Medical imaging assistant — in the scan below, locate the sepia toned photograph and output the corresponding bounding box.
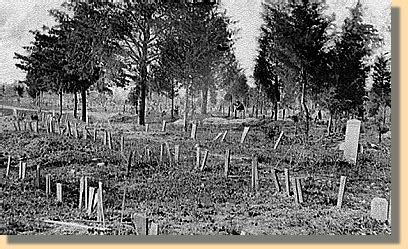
[1,0,392,236]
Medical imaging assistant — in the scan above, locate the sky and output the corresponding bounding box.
[0,0,391,86]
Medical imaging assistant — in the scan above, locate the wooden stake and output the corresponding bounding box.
[191,123,197,140]
[251,156,259,192]
[161,120,167,132]
[6,156,11,177]
[46,174,51,197]
[271,169,281,192]
[292,178,299,204]
[66,121,71,136]
[120,188,126,234]
[221,130,228,142]
[103,130,107,146]
[284,168,290,197]
[79,176,84,209]
[196,145,201,169]
[224,149,230,177]
[200,150,209,171]
[120,136,125,153]
[145,124,149,132]
[98,182,105,227]
[126,151,133,177]
[73,123,78,139]
[87,187,95,215]
[296,178,303,203]
[84,176,89,209]
[240,127,250,144]
[35,165,41,188]
[274,131,284,150]
[174,144,180,164]
[213,132,223,142]
[108,132,112,150]
[159,144,164,163]
[337,176,347,209]
[93,128,97,142]
[35,120,39,133]
[18,161,22,179]
[56,183,62,202]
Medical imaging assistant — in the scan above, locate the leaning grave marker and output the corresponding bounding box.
[343,119,361,164]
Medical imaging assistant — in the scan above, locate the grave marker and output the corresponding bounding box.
[224,149,230,177]
[120,136,125,153]
[336,176,347,208]
[56,183,62,202]
[66,121,71,136]
[127,151,133,176]
[35,121,39,133]
[292,178,299,204]
[162,120,167,132]
[274,131,284,150]
[221,130,228,142]
[213,132,223,142]
[87,187,95,215]
[388,197,392,224]
[35,165,41,188]
[200,150,209,171]
[240,127,250,144]
[98,182,105,227]
[79,176,84,209]
[271,169,281,192]
[93,129,97,142]
[159,144,164,163]
[165,142,172,165]
[370,197,388,222]
[296,178,303,203]
[284,168,290,197]
[103,130,107,146]
[343,119,361,164]
[145,124,149,132]
[132,214,148,235]
[45,174,51,197]
[196,145,201,169]
[73,123,78,139]
[84,176,88,209]
[6,156,11,177]
[191,123,197,140]
[174,145,180,164]
[251,156,259,192]
[149,223,159,235]
[108,132,112,150]
[83,127,88,139]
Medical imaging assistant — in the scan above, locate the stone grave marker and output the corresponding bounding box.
[370,197,389,222]
[132,214,148,235]
[344,119,361,164]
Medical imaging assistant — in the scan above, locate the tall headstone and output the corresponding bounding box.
[370,197,389,222]
[344,119,361,164]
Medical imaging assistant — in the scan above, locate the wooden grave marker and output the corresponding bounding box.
[240,127,250,144]
[159,144,164,163]
[336,176,347,208]
[174,145,180,164]
[84,176,88,209]
[213,132,223,142]
[93,128,97,142]
[126,151,133,177]
[145,124,149,132]
[97,182,105,227]
[200,150,209,171]
[165,142,172,165]
[87,187,95,215]
[274,131,284,150]
[6,156,11,177]
[271,169,281,193]
[221,130,228,142]
[284,168,290,197]
[251,156,259,192]
[196,145,201,169]
[161,120,167,132]
[191,123,197,140]
[224,149,230,177]
[35,165,41,188]
[296,178,304,203]
[45,174,51,197]
[120,136,125,153]
[56,183,62,202]
[79,176,84,209]
[108,132,112,150]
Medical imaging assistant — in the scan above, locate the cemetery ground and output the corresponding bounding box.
[0,106,392,235]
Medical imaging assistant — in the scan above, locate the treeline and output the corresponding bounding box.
[15,0,246,129]
[254,0,391,137]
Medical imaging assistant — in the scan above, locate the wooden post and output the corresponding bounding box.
[191,123,197,140]
[35,165,41,188]
[271,169,281,192]
[66,121,71,136]
[6,156,11,177]
[174,144,180,164]
[21,162,26,179]
[83,127,87,139]
[251,156,259,192]
[87,187,95,215]
[145,124,149,132]
[296,178,303,203]
[213,132,223,142]
[337,176,347,209]
[161,120,167,132]
[45,174,51,197]
[292,178,299,204]
[221,130,228,142]
[73,123,78,139]
[93,128,97,142]
[200,150,209,171]
[35,121,39,133]
[195,145,201,169]
[108,132,112,150]
[159,144,164,163]
[103,130,107,146]
[284,168,290,197]
[98,181,105,227]
[274,131,284,150]
[18,161,22,178]
[240,127,250,144]
[120,136,125,153]
[126,151,133,177]
[79,176,84,209]
[56,183,62,202]
[224,149,230,177]
[120,188,126,233]
[84,176,88,209]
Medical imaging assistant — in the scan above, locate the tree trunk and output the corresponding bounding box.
[201,86,208,115]
[74,92,78,119]
[81,87,87,122]
[138,83,146,125]
[301,71,309,137]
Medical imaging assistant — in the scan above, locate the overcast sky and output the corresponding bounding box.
[0,0,391,85]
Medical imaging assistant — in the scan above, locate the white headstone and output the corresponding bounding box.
[370,197,388,222]
[343,119,361,164]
